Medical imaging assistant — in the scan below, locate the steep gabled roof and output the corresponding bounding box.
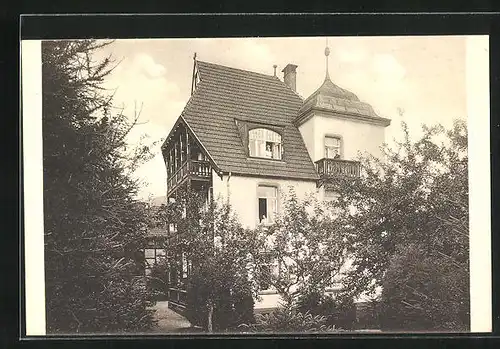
[179,60,318,181]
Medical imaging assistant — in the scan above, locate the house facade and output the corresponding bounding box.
[159,47,391,313]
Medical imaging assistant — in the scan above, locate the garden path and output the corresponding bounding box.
[150,301,193,333]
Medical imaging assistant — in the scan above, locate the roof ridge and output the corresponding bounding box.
[197,59,304,103]
[274,76,304,101]
[197,60,278,80]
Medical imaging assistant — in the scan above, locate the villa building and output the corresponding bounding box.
[155,47,391,313]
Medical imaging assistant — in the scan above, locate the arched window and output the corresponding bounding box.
[248,128,282,160]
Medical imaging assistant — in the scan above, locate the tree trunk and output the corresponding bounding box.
[207,302,214,332]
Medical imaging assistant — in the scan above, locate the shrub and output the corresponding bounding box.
[232,288,256,328]
[355,299,381,330]
[147,259,169,301]
[379,242,469,332]
[239,303,337,333]
[185,271,210,329]
[296,292,357,330]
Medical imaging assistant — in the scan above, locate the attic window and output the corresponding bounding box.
[249,128,282,160]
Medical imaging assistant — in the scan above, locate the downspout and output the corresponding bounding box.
[226,171,232,205]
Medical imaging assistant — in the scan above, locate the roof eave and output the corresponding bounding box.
[218,170,319,182]
[295,107,392,127]
[161,115,223,176]
[180,115,223,175]
[161,116,183,150]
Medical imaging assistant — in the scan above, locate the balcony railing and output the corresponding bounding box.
[316,158,361,178]
[167,159,211,193]
[189,159,211,178]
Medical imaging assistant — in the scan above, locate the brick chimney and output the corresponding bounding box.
[282,64,298,92]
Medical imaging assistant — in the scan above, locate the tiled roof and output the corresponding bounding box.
[298,75,391,126]
[179,61,318,181]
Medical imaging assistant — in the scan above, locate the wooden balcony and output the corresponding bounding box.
[315,158,361,179]
[167,159,211,195]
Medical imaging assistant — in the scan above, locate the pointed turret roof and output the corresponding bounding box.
[296,43,391,127]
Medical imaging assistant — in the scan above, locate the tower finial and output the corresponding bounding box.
[324,37,330,80]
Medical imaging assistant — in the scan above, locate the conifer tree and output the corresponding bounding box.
[42,40,156,333]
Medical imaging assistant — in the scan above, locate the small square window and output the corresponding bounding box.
[325,136,341,159]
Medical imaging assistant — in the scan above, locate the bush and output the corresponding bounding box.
[232,289,256,328]
[296,292,356,330]
[379,243,469,332]
[185,272,209,329]
[355,299,381,330]
[147,260,169,301]
[240,303,337,333]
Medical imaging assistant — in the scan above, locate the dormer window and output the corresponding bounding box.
[249,128,282,160]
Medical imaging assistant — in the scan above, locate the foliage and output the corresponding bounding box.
[185,266,255,332]
[296,292,356,330]
[380,242,469,331]
[253,190,354,305]
[355,298,381,330]
[329,120,469,331]
[42,40,157,333]
[147,258,169,301]
[239,303,338,333]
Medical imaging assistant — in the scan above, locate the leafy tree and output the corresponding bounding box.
[329,120,469,331]
[42,40,157,333]
[156,191,262,332]
[252,189,360,307]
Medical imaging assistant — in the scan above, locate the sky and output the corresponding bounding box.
[94,36,469,200]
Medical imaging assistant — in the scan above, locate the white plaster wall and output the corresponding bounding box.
[212,172,317,229]
[212,169,227,204]
[299,113,387,162]
[255,293,283,312]
[298,120,315,163]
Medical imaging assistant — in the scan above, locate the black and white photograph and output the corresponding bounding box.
[22,35,491,335]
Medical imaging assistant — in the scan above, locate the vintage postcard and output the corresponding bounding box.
[22,35,491,335]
